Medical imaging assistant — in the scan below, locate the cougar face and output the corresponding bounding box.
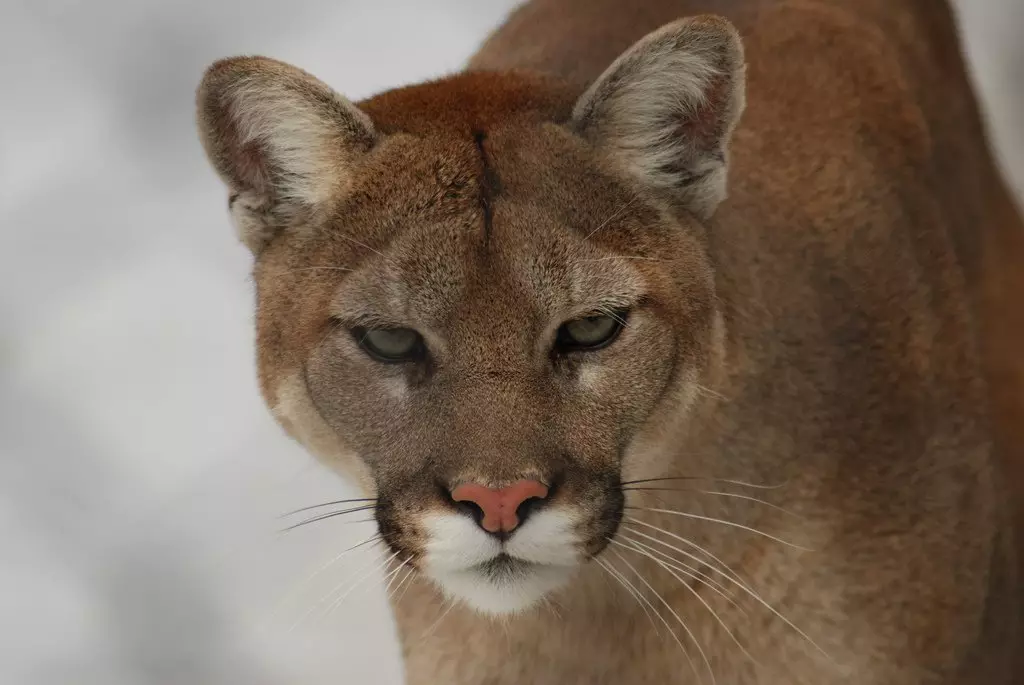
[266,121,715,613]
[198,19,742,614]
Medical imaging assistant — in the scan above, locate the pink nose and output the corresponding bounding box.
[450,480,550,534]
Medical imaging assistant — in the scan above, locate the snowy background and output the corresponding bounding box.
[1,1,1021,683]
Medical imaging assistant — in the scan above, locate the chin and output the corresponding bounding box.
[430,558,576,615]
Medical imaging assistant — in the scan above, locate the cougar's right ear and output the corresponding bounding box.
[196,57,377,253]
[571,16,745,220]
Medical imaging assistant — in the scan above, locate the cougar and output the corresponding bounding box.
[196,0,1023,682]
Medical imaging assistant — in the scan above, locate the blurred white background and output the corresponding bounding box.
[1,1,1021,684]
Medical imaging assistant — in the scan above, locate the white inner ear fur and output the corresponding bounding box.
[197,57,376,252]
[222,73,374,208]
[572,16,746,219]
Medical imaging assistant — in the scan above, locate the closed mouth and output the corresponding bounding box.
[476,553,536,578]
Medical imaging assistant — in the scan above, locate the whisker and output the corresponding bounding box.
[541,596,564,621]
[622,525,745,594]
[280,498,377,518]
[626,506,811,550]
[585,195,640,240]
[387,564,416,601]
[418,598,458,643]
[694,383,729,402]
[621,476,786,490]
[617,531,742,609]
[338,234,387,259]
[622,488,801,518]
[624,520,749,587]
[279,266,356,276]
[597,304,631,329]
[268,535,381,627]
[580,255,664,263]
[322,549,401,618]
[288,544,389,631]
[595,557,663,639]
[614,538,760,669]
[609,547,714,685]
[624,519,833,663]
[279,505,378,533]
[394,565,419,605]
[379,560,408,597]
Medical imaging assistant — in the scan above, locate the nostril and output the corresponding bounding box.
[455,498,486,527]
[514,495,546,526]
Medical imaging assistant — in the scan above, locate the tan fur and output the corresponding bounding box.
[196,1,1022,683]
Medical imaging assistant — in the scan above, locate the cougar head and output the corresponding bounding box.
[197,16,745,615]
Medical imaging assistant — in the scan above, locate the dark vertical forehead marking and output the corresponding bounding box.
[473,131,501,243]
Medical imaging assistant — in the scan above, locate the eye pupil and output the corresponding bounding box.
[356,327,424,362]
[555,311,626,353]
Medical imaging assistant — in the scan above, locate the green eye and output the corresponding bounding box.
[555,312,626,352]
[355,327,424,362]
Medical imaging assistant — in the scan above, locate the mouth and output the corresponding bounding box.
[430,552,577,616]
[391,490,621,616]
[476,553,539,578]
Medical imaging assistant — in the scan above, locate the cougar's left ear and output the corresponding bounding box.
[572,15,746,220]
[196,56,377,253]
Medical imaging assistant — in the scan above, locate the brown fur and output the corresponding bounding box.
[196,1,1022,683]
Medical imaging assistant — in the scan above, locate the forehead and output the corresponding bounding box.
[327,126,661,329]
[262,73,675,332]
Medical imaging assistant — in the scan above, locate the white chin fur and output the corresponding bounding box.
[431,564,575,616]
[421,509,582,615]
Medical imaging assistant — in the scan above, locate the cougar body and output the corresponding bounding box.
[196,1,1023,683]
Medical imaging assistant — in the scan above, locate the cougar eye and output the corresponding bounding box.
[554,312,626,353]
[355,327,424,362]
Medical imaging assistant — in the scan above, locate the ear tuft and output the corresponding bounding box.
[572,16,746,219]
[196,57,376,252]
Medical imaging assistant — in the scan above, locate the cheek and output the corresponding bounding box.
[305,341,421,461]
[269,372,375,491]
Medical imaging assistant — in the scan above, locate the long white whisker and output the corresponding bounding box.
[595,557,662,639]
[624,521,748,587]
[624,519,833,662]
[338,234,387,259]
[394,565,420,605]
[269,535,380,625]
[585,195,639,240]
[387,565,417,604]
[614,538,760,668]
[381,558,410,598]
[609,548,714,685]
[694,383,729,402]
[620,476,787,490]
[418,598,458,643]
[596,304,631,329]
[624,488,801,518]
[580,255,664,263]
[280,266,356,275]
[618,531,742,609]
[627,506,811,550]
[316,550,400,625]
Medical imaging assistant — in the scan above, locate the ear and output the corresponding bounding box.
[572,16,746,220]
[196,56,376,252]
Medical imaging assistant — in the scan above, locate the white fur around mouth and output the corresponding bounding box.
[421,509,581,615]
[430,559,575,615]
